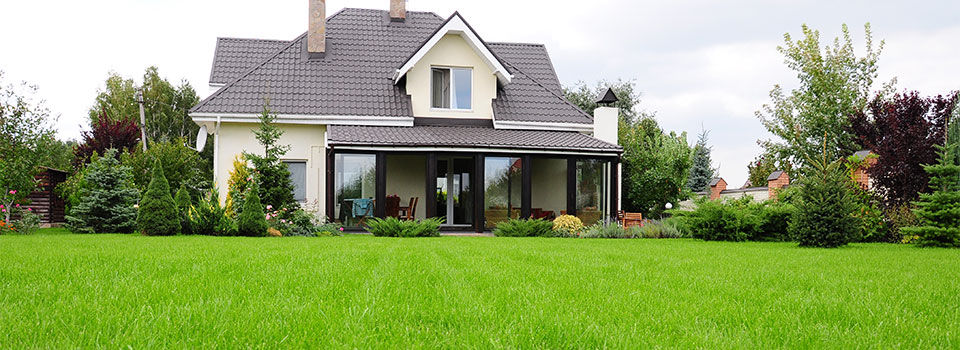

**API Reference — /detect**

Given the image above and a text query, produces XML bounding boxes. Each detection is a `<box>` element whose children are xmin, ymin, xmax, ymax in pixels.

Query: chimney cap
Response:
<box><xmin>767</xmin><ymin>170</ymin><xmax>785</xmax><ymax>181</ymax></box>
<box><xmin>596</xmin><ymin>87</ymin><xmax>619</xmax><ymax>105</ymax></box>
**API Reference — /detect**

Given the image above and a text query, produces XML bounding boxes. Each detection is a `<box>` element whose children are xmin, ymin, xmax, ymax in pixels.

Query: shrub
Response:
<box><xmin>495</xmin><ymin>218</ymin><xmax>556</xmax><ymax>237</ymax></box>
<box><xmin>365</xmin><ymin>217</ymin><xmax>444</xmax><ymax>237</ymax></box>
<box><xmin>138</xmin><ymin>160</ymin><xmax>181</xmax><ymax>236</ymax></box>
<box><xmin>552</xmin><ymin>215</ymin><xmax>584</xmax><ymax>237</ymax></box>
<box><xmin>191</xmin><ymin>187</ymin><xmax>236</xmax><ymax>236</ymax></box>
<box><xmin>121</xmin><ymin>139</ymin><xmax>209</xmax><ymax>200</ymax></box>
<box><xmin>756</xmin><ymin>202</ymin><xmax>794</xmax><ymax>241</ymax></box>
<box><xmin>581</xmin><ymin>222</ymin><xmax>630</xmax><ymax>238</ymax></box>
<box><xmin>267</xmin><ymin>206</ymin><xmax>325</xmax><ymax>237</ymax></box>
<box><xmin>638</xmin><ymin>220</ymin><xmax>683</xmax><ymax>239</ymax></box>
<box><xmin>64</xmin><ymin>149</ymin><xmax>140</xmax><ymax>233</ymax></box>
<box><xmin>224</xmin><ymin>155</ymin><xmax>251</xmax><ymax>217</ymax></box>
<box><xmin>174</xmin><ymin>184</ymin><xmax>193</xmax><ymax>235</ymax></box>
<box><xmin>316</xmin><ymin>221</ymin><xmax>344</xmax><ymax>236</ymax></box>
<box><xmin>683</xmin><ymin>198</ymin><xmax>756</xmax><ymax>241</ymax></box>
<box><xmin>15</xmin><ymin>209</ymin><xmax>40</xmax><ymax>235</ymax></box>
<box><xmin>789</xmin><ymin>158</ymin><xmax>859</xmax><ymax>248</ymax></box>
<box><xmin>237</xmin><ymin>183</ymin><xmax>268</xmax><ymax>237</ymax></box>
<box><xmin>885</xmin><ymin>204</ymin><xmax>919</xmax><ymax>243</ymax></box>
<box><xmin>901</xmin><ymin>148</ymin><xmax>960</xmax><ymax>247</ymax></box>
<box><xmin>73</xmin><ymin>112</ymin><xmax>140</xmax><ymax>168</ymax></box>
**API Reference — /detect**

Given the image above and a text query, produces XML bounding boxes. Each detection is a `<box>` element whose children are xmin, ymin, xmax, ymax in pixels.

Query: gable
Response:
<box><xmin>405</xmin><ymin>34</ymin><xmax>498</xmax><ymax>120</ymax></box>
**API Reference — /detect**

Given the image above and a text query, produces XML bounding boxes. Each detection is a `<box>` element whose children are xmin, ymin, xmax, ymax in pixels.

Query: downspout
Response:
<box><xmin>213</xmin><ymin>116</ymin><xmax>221</xmax><ymax>187</ymax></box>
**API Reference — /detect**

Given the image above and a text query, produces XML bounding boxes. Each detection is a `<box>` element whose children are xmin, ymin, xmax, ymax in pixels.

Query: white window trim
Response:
<box><xmin>431</xmin><ymin>66</ymin><xmax>473</xmax><ymax>111</ymax></box>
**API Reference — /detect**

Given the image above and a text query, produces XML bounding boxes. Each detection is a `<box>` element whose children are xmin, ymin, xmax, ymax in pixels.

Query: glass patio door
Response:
<box><xmin>436</xmin><ymin>157</ymin><xmax>474</xmax><ymax>226</ymax></box>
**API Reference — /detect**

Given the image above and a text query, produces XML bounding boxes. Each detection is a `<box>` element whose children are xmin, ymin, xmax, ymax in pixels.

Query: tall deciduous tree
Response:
<box><xmin>757</xmin><ymin>23</ymin><xmax>891</xmax><ymax>174</ymax></box>
<box><xmin>73</xmin><ymin>110</ymin><xmax>141</xmax><ymax>168</ymax></box>
<box><xmin>849</xmin><ymin>92</ymin><xmax>957</xmax><ymax>207</ymax></box>
<box><xmin>0</xmin><ymin>71</ymin><xmax>54</xmax><ymax>222</ymax></box>
<box><xmin>687</xmin><ymin>130</ymin><xmax>715</xmax><ymax>192</ymax></box>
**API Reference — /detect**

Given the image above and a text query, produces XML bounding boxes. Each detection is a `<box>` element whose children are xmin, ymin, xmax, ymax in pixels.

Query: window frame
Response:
<box><xmin>282</xmin><ymin>159</ymin><xmax>308</xmax><ymax>202</ymax></box>
<box><xmin>430</xmin><ymin>66</ymin><xmax>473</xmax><ymax>112</ymax></box>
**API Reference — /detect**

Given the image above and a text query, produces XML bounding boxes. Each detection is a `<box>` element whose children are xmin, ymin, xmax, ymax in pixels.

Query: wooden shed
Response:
<box><xmin>23</xmin><ymin>167</ymin><xmax>67</xmax><ymax>225</ymax></box>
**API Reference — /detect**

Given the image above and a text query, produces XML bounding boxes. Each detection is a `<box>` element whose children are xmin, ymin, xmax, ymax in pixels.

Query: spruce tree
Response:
<box><xmin>237</xmin><ymin>181</ymin><xmax>268</xmax><ymax>237</ymax></box>
<box><xmin>64</xmin><ymin>149</ymin><xmax>140</xmax><ymax>233</ymax></box>
<box><xmin>245</xmin><ymin>104</ymin><xmax>298</xmax><ymax>211</ymax></box>
<box><xmin>137</xmin><ymin>160</ymin><xmax>181</xmax><ymax>236</ymax></box>
<box><xmin>174</xmin><ymin>184</ymin><xmax>193</xmax><ymax>235</ymax></box>
<box><xmin>789</xmin><ymin>155</ymin><xmax>859</xmax><ymax>247</ymax></box>
<box><xmin>901</xmin><ymin>148</ymin><xmax>960</xmax><ymax>247</ymax></box>
<box><xmin>687</xmin><ymin>130</ymin><xmax>715</xmax><ymax>192</ymax></box>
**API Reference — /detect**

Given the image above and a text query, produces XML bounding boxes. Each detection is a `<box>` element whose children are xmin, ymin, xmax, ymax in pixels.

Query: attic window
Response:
<box><xmin>431</xmin><ymin>67</ymin><xmax>472</xmax><ymax>110</ymax></box>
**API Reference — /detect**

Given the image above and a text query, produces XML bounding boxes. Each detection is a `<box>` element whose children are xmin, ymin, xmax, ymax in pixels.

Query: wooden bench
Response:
<box><xmin>619</xmin><ymin>211</ymin><xmax>643</xmax><ymax>229</ymax></box>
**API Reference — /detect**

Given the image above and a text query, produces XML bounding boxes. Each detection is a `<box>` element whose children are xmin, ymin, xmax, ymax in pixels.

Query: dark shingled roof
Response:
<box><xmin>767</xmin><ymin>170</ymin><xmax>785</xmax><ymax>181</ymax></box>
<box><xmin>194</xmin><ymin>8</ymin><xmax>592</xmax><ymax>124</ymax></box>
<box><xmin>327</xmin><ymin>125</ymin><xmax>621</xmax><ymax>152</ymax></box>
<box><xmin>709</xmin><ymin>178</ymin><xmax>725</xmax><ymax>187</ymax></box>
<box><xmin>209</xmin><ymin>38</ymin><xmax>290</xmax><ymax>85</ymax></box>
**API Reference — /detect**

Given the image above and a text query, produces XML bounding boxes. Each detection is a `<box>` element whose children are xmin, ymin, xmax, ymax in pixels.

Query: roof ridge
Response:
<box><xmin>217</xmin><ymin>37</ymin><xmax>289</xmax><ymax>42</ymax></box>
<box><xmin>499</xmin><ymin>59</ymin><xmax>593</xmax><ymax>123</ymax></box>
<box><xmin>487</xmin><ymin>41</ymin><xmax>545</xmax><ymax>47</ymax></box>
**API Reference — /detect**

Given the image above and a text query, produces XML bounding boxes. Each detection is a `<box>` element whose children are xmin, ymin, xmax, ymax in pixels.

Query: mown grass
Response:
<box><xmin>1</xmin><ymin>233</ymin><xmax>958</xmax><ymax>348</ymax></box>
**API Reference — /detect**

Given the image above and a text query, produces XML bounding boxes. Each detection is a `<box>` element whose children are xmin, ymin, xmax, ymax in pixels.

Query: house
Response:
<box><xmin>190</xmin><ymin>0</ymin><xmax>623</xmax><ymax>232</ymax></box>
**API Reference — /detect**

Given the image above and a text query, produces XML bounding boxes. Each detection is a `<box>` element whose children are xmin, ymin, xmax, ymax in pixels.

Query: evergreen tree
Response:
<box><xmin>789</xmin><ymin>153</ymin><xmax>859</xmax><ymax>247</ymax></box>
<box><xmin>174</xmin><ymin>184</ymin><xmax>193</xmax><ymax>235</ymax></box>
<box><xmin>245</xmin><ymin>105</ymin><xmax>298</xmax><ymax>210</ymax></box>
<box><xmin>137</xmin><ymin>160</ymin><xmax>181</xmax><ymax>236</ymax></box>
<box><xmin>237</xmin><ymin>182</ymin><xmax>268</xmax><ymax>237</ymax></box>
<box><xmin>947</xmin><ymin>106</ymin><xmax>960</xmax><ymax>175</ymax></box>
<box><xmin>64</xmin><ymin>149</ymin><xmax>140</xmax><ymax>233</ymax></box>
<box><xmin>192</xmin><ymin>186</ymin><xmax>237</xmax><ymax>236</ymax></box>
<box><xmin>687</xmin><ymin>130</ymin><xmax>715</xmax><ymax>192</ymax></box>
<box><xmin>224</xmin><ymin>155</ymin><xmax>251</xmax><ymax>217</ymax></box>
<box><xmin>901</xmin><ymin>148</ymin><xmax>960</xmax><ymax>247</ymax></box>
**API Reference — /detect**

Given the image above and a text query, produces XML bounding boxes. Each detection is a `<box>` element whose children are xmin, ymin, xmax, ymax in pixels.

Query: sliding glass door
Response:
<box><xmin>334</xmin><ymin>153</ymin><xmax>377</xmax><ymax>228</ymax></box>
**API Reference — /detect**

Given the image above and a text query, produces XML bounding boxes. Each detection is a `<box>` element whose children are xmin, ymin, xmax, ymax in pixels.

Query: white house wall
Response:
<box><xmin>405</xmin><ymin>34</ymin><xmax>498</xmax><ymax>120</ymax></box>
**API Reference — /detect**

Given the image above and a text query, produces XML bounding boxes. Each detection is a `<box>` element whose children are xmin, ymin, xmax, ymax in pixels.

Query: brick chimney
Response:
<box><xmin>851</xmin><ymin>150</ymin><xmax>877</xmax><ymax>190</ymax></box>
<box><xmin>308</xmin><ymin>0</ymin><xmax>326</xmax><ymax>59</ymax></box>
<box><xmin>709</xmin><ymin>178</ymin><xmax>727</xmax><ymax>200</ymax></box>
<box><xmin>767</xmin><ymin>170</ymin><xmax>789</xmax><ymax>198</ymax></box>
<box><xmin>390</xmin><ymin>0</ymin><xmax>406</xmax><ymax>22</ymax></box>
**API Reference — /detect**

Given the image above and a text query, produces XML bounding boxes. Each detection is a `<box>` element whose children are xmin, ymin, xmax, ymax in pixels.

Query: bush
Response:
<box><xmin>365</xmin><ymin>217</ymin><xmax>443</xmax><ymax>237</ymax></box>
<box><xmin>682</xmin><ymin>198</ymin><xmax>756</xmax><ymax>241</ymax></box>
<box><xmin>191</xmin><ymin>187</ymin><xmax>236</xmax><ymax>236</ymax></box>
<box><xmin>552</xmin><ymin>215</ymin><xmax>584</xmax><ymax>237</ymax></box>
<box><xmin>121</xmin><ymin>139</ymin><xmax>209</xmax><ymax>200</ymax></box>
<box><xmin>637</xmin><ymin>220</ymin><xmax>683</xmax><ymax>239</ymax></box>
<box><xmin>64</xmin><ymin>149</ymin><xmax>140</xmax><ymax>234</ymax></box>
<box><xmin>756</xmin><ymin>202</ymin><xmax>794</xmax><ymax>241</ymax></box>
<box><xmin>224</xmin><ymin>155</ymin><xmax>251</xmax><ymax>217</ymax></box>
<box><xmin>15</xmin><ymin>209</ymin><xmax>40</xmax><ymax>235</ymax></box>
<box><xmin>267</xmin><ymin>206</ymin><xmax>327</xmax><ymax>237</ymax></box>
<box><xmin>581</xmin><ymin>222</ymin><xmax>630</xmax><ymax>238</ymax></box>
<box><xmin>789</xmin><ymin>159</ymin><xmax>859</xmax><ymax>248</ymax></box>
<box><xmin>138</xmin><ymin>161</ymin><xmax>181</xmax><ymax>236</ymax></box>
<box><xmin>494</xmin><ymin>218</ymin><xmax>556</xmax><ymax>237</ymax></box>
<box><xmin>174</xmin><ymin>184</ymin><xmax>193</xmax><ymax>235</ymax></box>
<box><xmin>237</xmin><ymin>183</ymin><xmax>268</xmax><ymax>237</ymax></box>
<box><xmin>316</xmin><ymin>221</ymin><xmax>344</xmax><ymax>236</ymax></box>
<box><xmin>885</xmin><ymin>204</ymin><xmax>919</xmax><ymax>243</ymax></box>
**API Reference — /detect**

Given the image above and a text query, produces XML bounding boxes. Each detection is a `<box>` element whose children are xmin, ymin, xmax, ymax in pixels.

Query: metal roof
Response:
<box><xmin>767</xmin><ymin>170</ymin><xmax>785</xmax><ymax>181</ymax></box>
<box><xmin>327</xmin><ymin>125</ymin><xmax>621</xmax><ymax>153</ymax></box>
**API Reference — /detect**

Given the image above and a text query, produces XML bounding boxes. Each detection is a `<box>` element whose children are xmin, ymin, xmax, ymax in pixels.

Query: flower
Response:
<box><xmin>8</xmin><ymin>190</ymin><xmax>15</xmax><ymax>195</ymax></box>
<box><xmin>338</xmin><ymin>227</ymin><xmax>344</xmax><ymax>231</ymax></box>
<box><xmin>266</xmin><ymin>205</ymin><xmax>273</xmax><ymax>210</ymax></box>
<box><xmin>14</xmin><ymin>204</ymin><xmax>19</xmax><ymax>208</ymax></box>
<box><xmin>26</xmin><ymin>208</ymin><xmax>32</xmax><ymax>212</ymax></box>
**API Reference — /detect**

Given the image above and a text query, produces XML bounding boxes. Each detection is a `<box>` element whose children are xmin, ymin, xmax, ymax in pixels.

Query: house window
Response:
<box><xmin>431</xmin><ymin>67</ymin><xmax>472</xmax><ymax>110</ymax></box>
<box><xmin>284</xmin><ymin>161</ymin><xmax>307</xmax><ymax>202</ymax></box>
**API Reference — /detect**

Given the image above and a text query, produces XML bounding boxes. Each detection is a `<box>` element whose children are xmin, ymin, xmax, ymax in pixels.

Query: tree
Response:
<box><xmin>687</xmin><ymin>129</ymin><xmax>715</xmax><ymax>192</ymax></box>
<box><xmin>88</xmin><ymin>67</ymin><xmax>201</xmax><ymax>145</ymax></box>
<box><xmin>0</xmin><ymin>71</ymin><xmax>54</xmax><ymax>223</ymax></box>
<box><xmin>789</xmin><ymin>152</ymin><xmax>859</xmax><ymax>248</ymax></box>
<box><xmin>563</xmin><ymin>79</ymin><xmax>646</xmax><ymax>124</ymax></box>
<box><xmin>947</xmin><ymin>103</ymin><xmax>960</xmax><ymax>175</ymax></box>
<box><xmin>137</xmin><ymin>160</ymin><xmax>181</xmax><ymax>236</ymax></box>
<box><xmin>174</xmin><ymin>184</ymin><xmax>193</xmax><ymax>235</ymax></box>
<box><xmin>757</xmin><ymin>24</ymin><xmax>891</xmax><ymax>174</ymax></box>
<box><xmin>619</xmin><ymin>117</ymin><xmax>692</xmax><ymax>215</ymax></box>
<box><xmin>237</xmin><ymin>182</ymin><xmax>268</xmax><ymax>237</ymax></box>
<box><xmin>849</xmin><ymin>92</ymin><xmax>957</xmax><ymax>207</ymax></box>
<box><xmin>73</xmin><ymin>111</ymin><xmax>141</xmax><ymax>168</ymax></box>
<box><xmin>901</xmin><ymin>148</ymin><xmax>960</xmax><ymax>247</ymax></box>
<box><xmin>36</xmin><ymin>135</ymin><xmax>75</xmax><ymax>172</ymax></box>
<box><xmin>245</xmin><ymin>105</ymin><xmax>298</xmax><ymax>210</ymax></box>
<box><xmin>64</xmin><ymin>149</ymin><xmax>140</xmax><ymax>233</ymax></box>
<box><xmin>121</xmin><ymin>139</ymin><xmax>210</xmax><ymax>200</ymax></box>
<box><xmin>192</xmin><ymin>187</ymin><xmax>236</xmax><ymax>236</ymax></box>
<box><xmin>225</xmin><ymin>155</ymin><xmax>252</xmax><ymax>217</ymax></box>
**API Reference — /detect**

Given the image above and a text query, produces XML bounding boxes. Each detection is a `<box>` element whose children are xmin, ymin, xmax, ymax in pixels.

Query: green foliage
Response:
<box><xmin>237</xmin><ymin>183</ymin><xmax>268</xmax><ymax>237</ymax></box>
<box><xmin>365</xmin><ymin>217</ymin><xmax>444</xmax><ymax>237</ymax></box>
<box><xmin>224</xmin><ymin>155</ymin><xmax>251</xmax><ymax>217</ymax></box>
<box><xmin>244</xmin><ymin>105</ymin><xmax>298</xmax><ymax>211</ymax></box>
<box><xmin>36</xmin><ymin>135</ymin><xmax>75</xmax><ymax>172</ymax></box>
<box><xmin>789</xmin><ymin>157</ymin><xmax>859</xmax><ymax>248</ymax></box>
<box><xmin>679</xmin><ymin>197</ymin><xmax>794</xmax><ymax>242</ymax></box>
<box><xmin>757</xmin><ymin>23</ymin><xmax>892</xmax><ymax>175</ymax></box>
<box><xmin>64</xmin><ymin>149</ymin><xmax>140</xmax><ymax>233</ymax></box>
<box><xmin>619</xmin><ymin>117</ymin><xmax>693</xmax><ymax>214</ymax></box>
<box><xmin>493</xmin><ymin>218</ymin><xmax>556</xmax><ymax>237</ymax></box>
<box><xmin>174</xmin><ymin>184</ymin><xmax>193</xmax><ymax>235</ymax></box>
<box><xmin>137</xmin><ymin>161</ymin><xmax>181</xmax><ymax>236</ymax></box>
<box><xmin>0</xmin><ymin>70</ymin><xmax>54</xmax><ymax>223</ymax></box>
<box><xmin>10</xmin><ymin>209</ymin><xmax>41</xmax><ymax>235</ymax></box>
<box><xmin>122</xmin><ymin>139</ymin><xmax>209</xmax><ymax>200</ymax></box>
<box><xmin>190</xmin><ymin>187</ymin><xmax>236</xmax><ymax>236</ymax></box>
<box><xmin>581</xmin><ymin>222</ymin><xmax>630</xmax><ymax>238</ymax></box>
<box><xmin>948</xmin><ymin>105</ymin><xmax>960</xmax><ymax>178</ymax></box>
<box><xmin>901</xmin><ymin>148</ymin><xmax>960</xmax><ymax>247</ymax></box>
<box><xmin>266</xmin><ymin>207</ymin><xmax>328</xmax><ymax>237</ymax></box>
<box><xmin>687</xmin><ymin>129</ymin><xmax>716</xmax><ymax>192</ymax></box>
<box><xmin>746</xmin><ymin>153</ymin><xmax>791</xmax><ymax>187</ymax></box>
<box><xmin>562</xmin><ymin>79</ymin><xmax>646</xmax><ymax>123</ymax></box>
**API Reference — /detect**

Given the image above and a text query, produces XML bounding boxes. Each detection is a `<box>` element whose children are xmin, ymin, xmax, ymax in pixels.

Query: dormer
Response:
<box><xmin>395</xmin><ymin>12</ymin><xmax>513</xmax><ymax>120</ymax></box>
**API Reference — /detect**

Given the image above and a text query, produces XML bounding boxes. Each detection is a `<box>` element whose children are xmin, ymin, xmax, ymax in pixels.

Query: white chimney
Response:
<box><xmin>308</xmin><ymin>0</ymin><xmax>326</xmax><ymax>59</ymax></box>
<box><xmin>390</xmin><ymin>0</ymin><xmax>406</xmax><ymax>22</ymax></box>
<box><xmin>593</xmin><ymin>88</ymin><xmax>619</xmax><ymax>145</ymax></box>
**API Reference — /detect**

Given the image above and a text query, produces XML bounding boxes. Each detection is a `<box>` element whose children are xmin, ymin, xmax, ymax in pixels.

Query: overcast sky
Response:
<box><xmin>2</xmin><ymin>0</ymin><xmax>958</xmax><ymax>186</ymax></box>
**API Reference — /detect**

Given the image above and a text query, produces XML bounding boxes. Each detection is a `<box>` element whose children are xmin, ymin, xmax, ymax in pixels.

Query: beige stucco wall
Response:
<box><xmin>531</xmin><ymin>157</ymin><xmax>567</xmax><ymax>216</ymax></box>
<box><xmin>719</xmin><ymin>189</ymin><xmax>770</xmax><ymax>202</ymax></box>
<box><xmin>385</xmin><ymin>154</ymin><xmax>427</xmax><ymax>220</ymax></box>
<box><xmin>214</xmin><ymin>122</ymin><xmax>326</xmax><ymax>214</ymax></box>
<box><xmin>405</xmin><ymin>34</ymin><xmax>497</xmax><ymax>120</ymax></box>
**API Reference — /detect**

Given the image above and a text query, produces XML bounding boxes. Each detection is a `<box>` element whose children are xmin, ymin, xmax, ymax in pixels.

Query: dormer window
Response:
<box><xmin>431</xmin><ymin>67</ymin><xmax>472</xmax><ymax>110</ymax></box>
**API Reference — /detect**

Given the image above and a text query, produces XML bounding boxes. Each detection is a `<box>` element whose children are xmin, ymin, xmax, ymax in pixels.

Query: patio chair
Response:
<box><xmin>385</xmin><ymin>195</ymin><xmax>400</xmax><ymax>218</ymax></box>
<box><xmin>399</xmin><ymin>197</ymin><xmax>419</xmax><ymax>220</ymax></box>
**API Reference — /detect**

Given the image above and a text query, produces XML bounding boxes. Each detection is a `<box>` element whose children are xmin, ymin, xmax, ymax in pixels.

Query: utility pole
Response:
<box><xmin>135</xmin><ymin>88</ymin><xmax>147</xmax><ymax>151</ymax></box>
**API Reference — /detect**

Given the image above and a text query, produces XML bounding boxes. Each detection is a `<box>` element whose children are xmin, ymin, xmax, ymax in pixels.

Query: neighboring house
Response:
<box><xmin>190</xmin><ymin>1</ymin><xmax>623</xmax><ymax>232</ymax></box>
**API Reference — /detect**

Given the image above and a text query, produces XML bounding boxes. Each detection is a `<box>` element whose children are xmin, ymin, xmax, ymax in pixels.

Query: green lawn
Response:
<box><xmin>1</xmin><ymin>232</ymin><xmax>958</xmax><ymax>348</ymax></box>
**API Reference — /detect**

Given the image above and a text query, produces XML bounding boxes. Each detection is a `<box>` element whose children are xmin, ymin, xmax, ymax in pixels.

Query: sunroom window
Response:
<box><xmin>431</xmin><ymin>67</ymin><xmax>472</xmax><ymax>110</ymax></box>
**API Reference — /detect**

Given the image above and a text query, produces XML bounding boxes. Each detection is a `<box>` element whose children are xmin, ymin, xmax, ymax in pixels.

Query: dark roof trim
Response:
<box><xmin>413</xmin><ymin>117</ymin><xmax>493</xmax><ymax>127</ymax></box>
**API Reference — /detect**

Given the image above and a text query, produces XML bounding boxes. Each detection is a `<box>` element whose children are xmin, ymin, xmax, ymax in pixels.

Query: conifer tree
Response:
<box><xmin>237</xmin><ymin>181</ymin><xmax>268</xmax><ymax>237</ymax></box>
<box><xmin>789</xmin><ymin>152</ymin><xmax>859</xmax><ymax>247</ymax></box>
<box><xmin>64</xmin><ymin>149</ymin><xmax>140</xmax><ymax>233</ymax></box>
<box><xmin>687</xmin><ymin>130</ymin><xmax>715</xmax><ymax>192</ymax></box>
<box><xmin>901</xmin><ymin>148</ymin><xmax>960</xmax><ymax>247</ymax></box>
<box><xmin>174</xmin><ymin>184</ymin><xmax>193</xmax><ymax>235</ymax></box>
<box><xmin>245</xmin><ymin>105</ymin><xmax>298</xmax><ymax>211</ymax></box>
<box><xmin>137</xmin><ymin>160</ymin><xmax>181</xmax><ymax>236</ymax></box>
